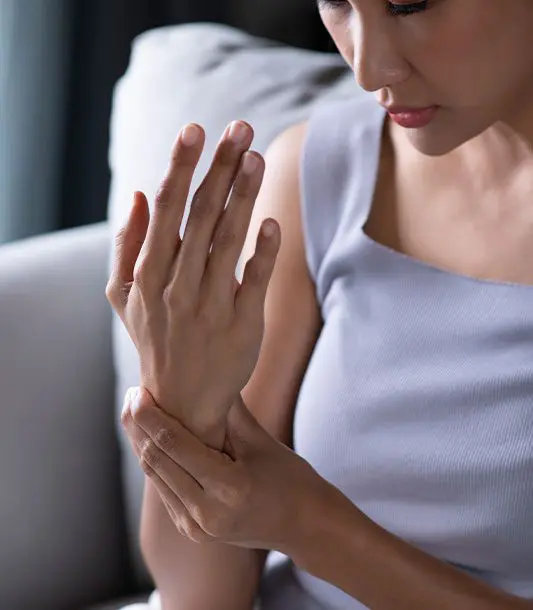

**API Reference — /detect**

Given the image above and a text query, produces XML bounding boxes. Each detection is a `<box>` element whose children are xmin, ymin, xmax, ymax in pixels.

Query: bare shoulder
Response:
<box><xmin>240</xmin><ymin>120</ymin><xmax>320</xmax><ymax>445</ymax></box>
<box><xmin>265</xmin><ymin>120</ymin><xmax>309</xmax><ymax>174</ymax></box>
<box><xmin>241</xmin><ymin>120</ymin><xmax>310</xmax><ymax>278</ymax></box>
<box><xmin>241</xmin><ymin>121</ymin><xmax>308</xmax><ymax>267</ymax></box>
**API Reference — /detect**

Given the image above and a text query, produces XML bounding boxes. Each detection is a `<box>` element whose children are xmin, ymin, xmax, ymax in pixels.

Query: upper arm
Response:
<box><xmin>238</xmin><ymin>122</ymin><xmax>322</xmax><ymax>446</ymax></box>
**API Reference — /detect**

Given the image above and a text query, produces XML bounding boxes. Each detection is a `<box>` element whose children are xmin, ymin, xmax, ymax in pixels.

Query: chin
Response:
<box><xmin>402</xmin><ymin>109</ymin><xmax>490</xmax><ymax>157</ymax></box>
<box><xmin>405</xmin><ymin>130</ymin><xmax>461</xmax><ymax>157</ymax></box>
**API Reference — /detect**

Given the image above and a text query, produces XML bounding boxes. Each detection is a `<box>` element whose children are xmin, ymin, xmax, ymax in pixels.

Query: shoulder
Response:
<box><xmin>260</xmin><ymin>122</ymin><xmax>311</xmax><ymax>275</ymax></box>
<box><xmin>243</xmin><ymin>121</ymin><xmax>310</xmax><ymax>270</ymax></box>
<box><xmin>268</xmin><ymin>121</ymin><xmax>309</xmax><ymax>154</ymax></box>
<box><xmin>239</xmin><ymin>120</ymin><xmax>322</xmax><ymax>444</ymax></box>
<box><xmin>263</xmin><ymin>121</ymin><xmax>309</xmax><ymax>188</ymax></box>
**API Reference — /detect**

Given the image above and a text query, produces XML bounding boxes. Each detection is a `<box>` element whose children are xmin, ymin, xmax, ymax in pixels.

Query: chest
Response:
<box><xmin>363</xmin><ymin>131</ymin><xmax>533</xmax><ymax>288</ymax></box>
<box><xmin>293</xmin><ymin>263</ymin><xmax>533</xmax><ymax>578</ymax></box>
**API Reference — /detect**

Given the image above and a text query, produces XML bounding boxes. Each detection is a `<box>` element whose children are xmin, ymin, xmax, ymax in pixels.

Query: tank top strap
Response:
<box><xmin>300</xmin><ymin>94</ymin><xmax>387</xmax><ymax>305</ymax></box>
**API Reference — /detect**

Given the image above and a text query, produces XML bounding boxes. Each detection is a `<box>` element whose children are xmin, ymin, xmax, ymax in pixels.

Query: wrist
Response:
<box><xmin>142</xmin><ymin>382</ymin><xmax>234</xmax><ymax>450</ymax></box>
<box><xmin>171</xmin><ymin>394</ymin><xmax>244</xmax><ymax>450</ymax></box>
<box><xmin>179</xmin><ymin>411</ymin><xmax>228</xmax><ymax>450</ymax></box>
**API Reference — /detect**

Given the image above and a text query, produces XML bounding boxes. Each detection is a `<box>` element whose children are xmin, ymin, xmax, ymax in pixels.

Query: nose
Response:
<box><xmin>353</xmin><ymin>22</ymin><xmax>410</xmax><ymax>92</ymax></box>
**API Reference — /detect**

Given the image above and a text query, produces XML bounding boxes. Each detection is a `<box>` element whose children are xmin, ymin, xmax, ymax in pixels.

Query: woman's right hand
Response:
<box><xmin>106</xmin><ymin>121</ymin><xmax>281</xmax><ymax>447</ymax></box>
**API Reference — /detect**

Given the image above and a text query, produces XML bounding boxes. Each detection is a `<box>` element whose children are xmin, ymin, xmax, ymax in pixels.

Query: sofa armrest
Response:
<box><xmin>0</xmin><ymin>223</ymin><xmax>130</xmax><ymax>610</ymax></box>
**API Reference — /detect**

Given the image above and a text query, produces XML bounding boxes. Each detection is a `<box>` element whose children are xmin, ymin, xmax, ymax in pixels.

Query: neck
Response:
<box><xmin>447</xmin><ymin>92</ymin><xmax>533</xmax><ymax>197</ymax></box>
<box><xmin>459</xmin><ymin>122</ymin><xmax>533</xmax><ymax>196</ymax></box>
<box><xmin>502</xmin><ymin>81</ymin><xmax>533</xmax><ymax>150</ymax></box>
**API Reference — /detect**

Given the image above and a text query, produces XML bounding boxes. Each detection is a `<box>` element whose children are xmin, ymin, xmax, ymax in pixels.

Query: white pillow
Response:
<box><xmin>107</xmin><ymin>22</ymin><xmax>357</xmax><ymax>585</ymax></box>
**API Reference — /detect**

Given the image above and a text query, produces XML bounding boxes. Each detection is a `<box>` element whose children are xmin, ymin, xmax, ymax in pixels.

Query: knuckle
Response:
<box><xmin>105</xmin><ymin>279</ymin><xmax>118</xmax><ymax>304</ymax></box>
<box><xmin>214</xmin><ymin>226</ymin><xmax>237</xmax><ymax>250</ymax></box>
<box><xmin>132</xmin><ymin>261</ymin><xmax>145</xmax><ymax>284</ymax></box>
<box><xmin>188</xmin><ymin>190</ymin><xmax>214</xmax><ymax>222</ymax></box>
<box><xmin>154</xmin><ymin>428</ymin><xmax>177</xmax><ymax>452</ymax></box>
<box><xmin>162</xmin><ymin>285</ymin><xmax>193</xmax><ymax>314</ymax></box>
<box><xmin>139</xmin><ymin>439</ymin><xmax>160</xmax><ymax>472</ymax></box>
<box><xmin>132</xmin><ymin>258</ymin><xmax>152</xmax><ymax>289</ymax></box>
<box><xmin>162</xmin><ymin>284</ymin><xmax>178</xmax><ymax>306</ymax></box>
<box><xmin>154</xmin><ymin>177</ymin><xmax>174</xmax><ymax>212</ymax></box>
<box><xmin>105</xmin><ymin>279</ymin><xmax>128</xmax><ymax>310</ymax></box>
<box><xmin>161</xmin><ymin>285</ymin><xmax>175</xmax><ymax>306</ymax></box>
<box><xmin>114</xmin><ymin>226</ymin><xmax>127</xmax><ymax>250</ymax></box>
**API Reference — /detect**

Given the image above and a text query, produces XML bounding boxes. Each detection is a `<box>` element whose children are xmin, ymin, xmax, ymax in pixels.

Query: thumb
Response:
<box><xmin>225</xmin><ymin>395</ymin><xmax>269</xmax><ymax>457</ymax></box>
<box><xmin>107</xmin><ymin>191</ymin><xmax>150</xmax><ymax>313</ymax></box>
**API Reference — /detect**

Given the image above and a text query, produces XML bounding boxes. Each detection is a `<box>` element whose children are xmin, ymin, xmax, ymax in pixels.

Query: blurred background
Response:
<box><xmin>0</xmin><ymin>0</ymin><xmax>332</xmax><ymax>245</ymax></box>
<box><xmin>0</xmin><ymin>3</ymin><xmax>351</xmax><ymax>609</ymax></box>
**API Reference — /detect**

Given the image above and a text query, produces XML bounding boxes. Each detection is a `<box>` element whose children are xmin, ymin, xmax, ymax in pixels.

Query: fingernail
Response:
<box><xmin>181</xmin><ymin>124</ymin><xmax>200</xmax><ymax>146</ymax></box>
<box><xmin>262</xmin><ymin>220</ymin><xmax>276</xmax><ymax>237</ymax></box>
<box><xmin>228</xmin><ymin>121</ymin><xmax>248</xmax><ymax>144</ymax></box>
<box><xmin>242</xmin><ymin>152</ymin><xmax>258</xmax><ymax>175</ymax></box>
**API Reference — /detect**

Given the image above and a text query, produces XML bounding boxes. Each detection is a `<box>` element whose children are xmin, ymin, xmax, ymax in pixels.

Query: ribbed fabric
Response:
<box><xmin>288</xmin><ymin>94</ymin><xmax>533</xmax><ymax>609</ymax></box>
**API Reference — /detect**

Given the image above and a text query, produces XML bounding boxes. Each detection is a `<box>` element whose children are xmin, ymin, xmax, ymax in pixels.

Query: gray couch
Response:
<box><xmin>0</xmin><ymin>223</ymin><xmax>138</xmax><ymax>610</ymax></box>
<box><xmin>0</xmin><ymin>22</ymin><xmax>359</xmax><ymax>610</ymax></box>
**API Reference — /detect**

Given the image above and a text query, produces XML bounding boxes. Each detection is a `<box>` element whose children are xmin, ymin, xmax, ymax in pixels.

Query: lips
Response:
<box><xmin>385</xmin><ymin>105</ymin><xmax>439</xmax><ymax>129</ymax></box>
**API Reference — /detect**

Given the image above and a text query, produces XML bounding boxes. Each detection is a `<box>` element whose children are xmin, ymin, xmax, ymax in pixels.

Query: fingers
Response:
<box><xmin>121</xmin><ymin>389</ymin><xmax>208</xmax><ymax>540</ymax></box>
<box><xmin>144</xmin><ymin>467</ymin><xmax>211</xmax><ymax>543</ymax></box>
<box><xmin>201</xmin><ymin>151</ymin><xmax>265</xmax><ymax>306</ymax></box>
<box><xmin>138</xmin><ymin>434</ymin><xmax>204</xmax><ymax>509</ymax></box>
<box><xmin>169</xmin><ymin>121</ymin><xmax>254</xmax><ymax>296</ymax></box>
<box><xmin>131</xmin><ymin>390</ymin><xmax>229</xmax><ymax>488</ymax></box>
<box><xmin>234</xmin><ymin>219</ymin><xmax>281</xmax><ymax>323</ymax></box>
<box><xmin>139</xmin><ymin>124</ymin><xmax>206</xmax><ymax>292</ymax></box>
<box><xmin>106</xmin><ymin>191</ymin><xmax>150</xmax><ymax>314</ymax></box>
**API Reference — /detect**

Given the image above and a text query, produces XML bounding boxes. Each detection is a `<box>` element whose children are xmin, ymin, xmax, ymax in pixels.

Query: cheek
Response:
<box><xmin>320</xmin><ymin>12</ymin><xmax>356</xmax><ymax>69</ymax></box>
<box><xmin>406</xmin><ymin>6</ymin><xmax>533</xmax><ymax>107</ymax></box>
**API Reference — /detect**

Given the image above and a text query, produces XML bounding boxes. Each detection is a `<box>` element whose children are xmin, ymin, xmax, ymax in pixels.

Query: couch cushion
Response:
<box><xmin>107</xmin><ymin>22</ymin><xmax>358</xmax><ymax>586</ymax></box>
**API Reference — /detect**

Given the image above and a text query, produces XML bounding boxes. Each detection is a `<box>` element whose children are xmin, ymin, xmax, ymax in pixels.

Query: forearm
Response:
<box><xmin>292</xmin><ymin>487</ymin><xmax>533</xmax><ymax>610</ymax></box>
<box><xmin>141</xmin><ymin>477</ymin><xmax>266</xmax><ymax>610</ymax></box>
<box><xmin>140</xmin><ymin>398</ymin><xmax>266</xmax><ymax>610</ymax></box>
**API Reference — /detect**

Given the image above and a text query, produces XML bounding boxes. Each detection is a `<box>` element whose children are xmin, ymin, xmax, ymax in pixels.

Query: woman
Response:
<box><xmin>106</xmin><ymin>1</ymin><xmax>533</xmax><ymax>609</ymax></box>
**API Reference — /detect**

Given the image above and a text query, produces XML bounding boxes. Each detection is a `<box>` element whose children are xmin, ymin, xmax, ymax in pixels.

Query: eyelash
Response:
<box><xmin>317</xmin><ymin>0</ymin><xmax>429</xmax><ymax>17</ymax></box>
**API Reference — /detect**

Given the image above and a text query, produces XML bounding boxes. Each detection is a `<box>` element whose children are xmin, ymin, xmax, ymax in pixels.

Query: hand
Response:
<box><xmin>121</xmin><ymin>386</ymin><xmax>340</xmax><ymax>555</ymax></box>
<box><xmin>106</xmin><ymin>121</ymin><xmax>281</xmax><ymax>445</ymax></box>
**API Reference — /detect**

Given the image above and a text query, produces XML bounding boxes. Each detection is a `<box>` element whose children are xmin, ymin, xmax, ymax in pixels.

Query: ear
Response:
<box><xmin>224</xmin><ymin>395</ymin><xmax>269</xmax><ymax>457</ymax></box>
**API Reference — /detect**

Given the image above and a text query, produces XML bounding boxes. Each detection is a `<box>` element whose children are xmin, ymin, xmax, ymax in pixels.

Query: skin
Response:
<box><xmin>319</xmin><ymin>0</ymin><xmax>533</xmax><ymax>156</ymax></box>
<box><xmin>107</xmin><ymin>122</ymin><xmax>319</xmax><ymax>610</ymax></box>
<box><xmin>106</xmin><ymin>1</ymin><xmax>533</xmax><ymax>607</ymax></box>
<box><xmin>319</xmin><ymin>0</ymin><xmax>533</xmax><ymax>287</ymax></box>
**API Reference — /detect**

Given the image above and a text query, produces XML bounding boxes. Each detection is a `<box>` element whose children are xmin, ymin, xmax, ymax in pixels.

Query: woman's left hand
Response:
<box><xmin>121</xmin><ymin>386</ymin><xmax>340</xmax><ymax>554</ymax></box>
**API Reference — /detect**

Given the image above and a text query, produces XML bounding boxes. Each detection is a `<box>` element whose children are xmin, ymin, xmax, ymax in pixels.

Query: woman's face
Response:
<box><xmin>318</xmin><ymin>0</ymin><xmax>533</xmax><ymax>156</ymax></box>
